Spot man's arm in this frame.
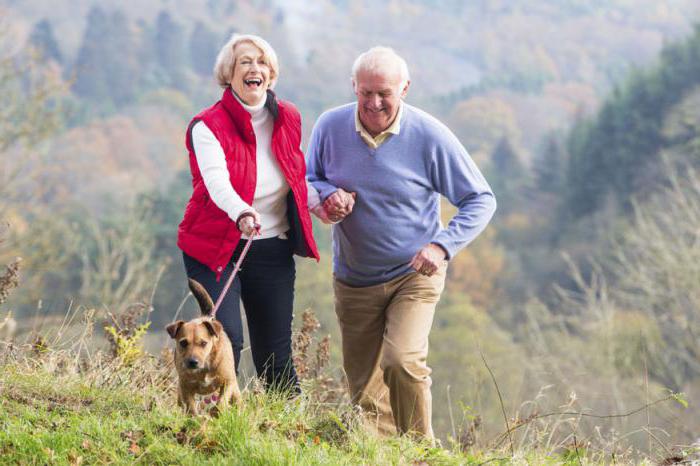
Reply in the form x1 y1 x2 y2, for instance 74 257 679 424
306 120 339 201
411 125 496 276
429 127 497 259
306 118 356 221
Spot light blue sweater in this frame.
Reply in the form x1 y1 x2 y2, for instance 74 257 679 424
307 103 496 287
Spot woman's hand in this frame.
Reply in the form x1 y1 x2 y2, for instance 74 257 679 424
236 209 261 236
323 189 356 222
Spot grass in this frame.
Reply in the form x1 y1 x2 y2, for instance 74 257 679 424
0 307 695 465
0 364 470 465
0 360 676 466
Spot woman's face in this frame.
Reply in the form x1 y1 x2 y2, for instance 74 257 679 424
230 42 271 106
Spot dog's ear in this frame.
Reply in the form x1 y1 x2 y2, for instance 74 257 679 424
202 319 223 338
188 278 214 316
166 320 185 339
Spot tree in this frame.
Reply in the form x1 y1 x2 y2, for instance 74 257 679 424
28 19 62 64
73 6 111 102
487 137 527 215
189 21 220 77
534 132 566 195
449 96 521 161
155 11 187 87
73 7 140 106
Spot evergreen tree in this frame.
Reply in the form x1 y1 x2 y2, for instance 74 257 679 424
534 133 566 195
488 137 527 215
73 6 110 102
189 21 220 76
155 11 187 87
105 9 139 104
28 19 62 64
73 7 139 107
563 25 700 220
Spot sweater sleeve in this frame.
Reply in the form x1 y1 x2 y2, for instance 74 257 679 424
306 116 339 201
191 121 253 222
428 127 497 260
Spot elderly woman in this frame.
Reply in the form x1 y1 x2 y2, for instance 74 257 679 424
177 34 322 393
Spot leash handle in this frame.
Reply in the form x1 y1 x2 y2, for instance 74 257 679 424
210 234 256 318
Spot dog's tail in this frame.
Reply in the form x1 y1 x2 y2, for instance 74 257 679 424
188 279 214 316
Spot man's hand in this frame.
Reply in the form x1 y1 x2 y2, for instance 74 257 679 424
323 188 357 223
237 209 261 236
409 243 447 276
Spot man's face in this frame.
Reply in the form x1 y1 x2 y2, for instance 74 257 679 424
354 69 408 137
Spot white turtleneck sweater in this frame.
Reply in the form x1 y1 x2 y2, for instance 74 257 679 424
191 92 322 239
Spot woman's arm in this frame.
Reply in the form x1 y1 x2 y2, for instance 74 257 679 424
191 121 256 222
306 180 335 224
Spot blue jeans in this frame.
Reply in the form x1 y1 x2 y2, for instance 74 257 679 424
183 235 299 393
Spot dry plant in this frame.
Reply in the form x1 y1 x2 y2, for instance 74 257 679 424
292 309 346 404
0 302 178 411
79 201 166 314
606 160 700 388
505 160 700 462
0 257 21 307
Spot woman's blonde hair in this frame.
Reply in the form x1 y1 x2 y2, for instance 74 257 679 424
214 34 279 89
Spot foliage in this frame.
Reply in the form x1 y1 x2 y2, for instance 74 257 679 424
0 39 64 154
562 24 700 220
104 322 151 367
154 11 187 88
0 258 21 307
486 137 529 216
27 18 62 64
77 199 164 314
448 96 522 160
190 21 222 76
73 7 139 107
603 162 700 388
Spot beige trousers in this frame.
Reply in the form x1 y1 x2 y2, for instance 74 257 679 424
333 263 447 439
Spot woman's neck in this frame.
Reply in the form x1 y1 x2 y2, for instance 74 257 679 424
231 89 266 115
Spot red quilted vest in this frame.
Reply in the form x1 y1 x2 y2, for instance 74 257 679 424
177 89 320 279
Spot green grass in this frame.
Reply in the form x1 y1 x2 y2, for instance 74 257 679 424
0 366 461 465
0 363 628 466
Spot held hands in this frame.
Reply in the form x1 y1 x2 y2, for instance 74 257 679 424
236 209 261 236
323 188 357 223
409 243 447 277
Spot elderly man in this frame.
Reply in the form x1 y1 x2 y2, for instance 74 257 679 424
307 46 496 439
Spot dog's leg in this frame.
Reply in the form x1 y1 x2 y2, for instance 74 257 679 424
180 386 198 415
219 382 242 411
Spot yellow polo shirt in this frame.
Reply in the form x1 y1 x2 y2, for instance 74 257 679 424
355 103 403 149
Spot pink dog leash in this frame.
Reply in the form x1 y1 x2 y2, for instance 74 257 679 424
210 234 256 319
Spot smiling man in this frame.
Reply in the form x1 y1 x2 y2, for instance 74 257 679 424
306 46 497 440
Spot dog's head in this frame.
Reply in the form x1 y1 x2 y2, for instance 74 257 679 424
166 317 223 371
165 279 222 371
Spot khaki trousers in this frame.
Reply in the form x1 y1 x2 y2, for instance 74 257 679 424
333 263 447 439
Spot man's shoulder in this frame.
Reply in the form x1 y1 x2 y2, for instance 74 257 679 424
403 104 453 137
315 103 356 127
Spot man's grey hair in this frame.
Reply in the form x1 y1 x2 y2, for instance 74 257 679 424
351 46 410 86
214 33 279 89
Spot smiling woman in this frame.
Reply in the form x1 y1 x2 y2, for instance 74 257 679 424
176 34 327 395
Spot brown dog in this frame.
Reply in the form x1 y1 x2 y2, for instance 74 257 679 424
166 279 241 415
